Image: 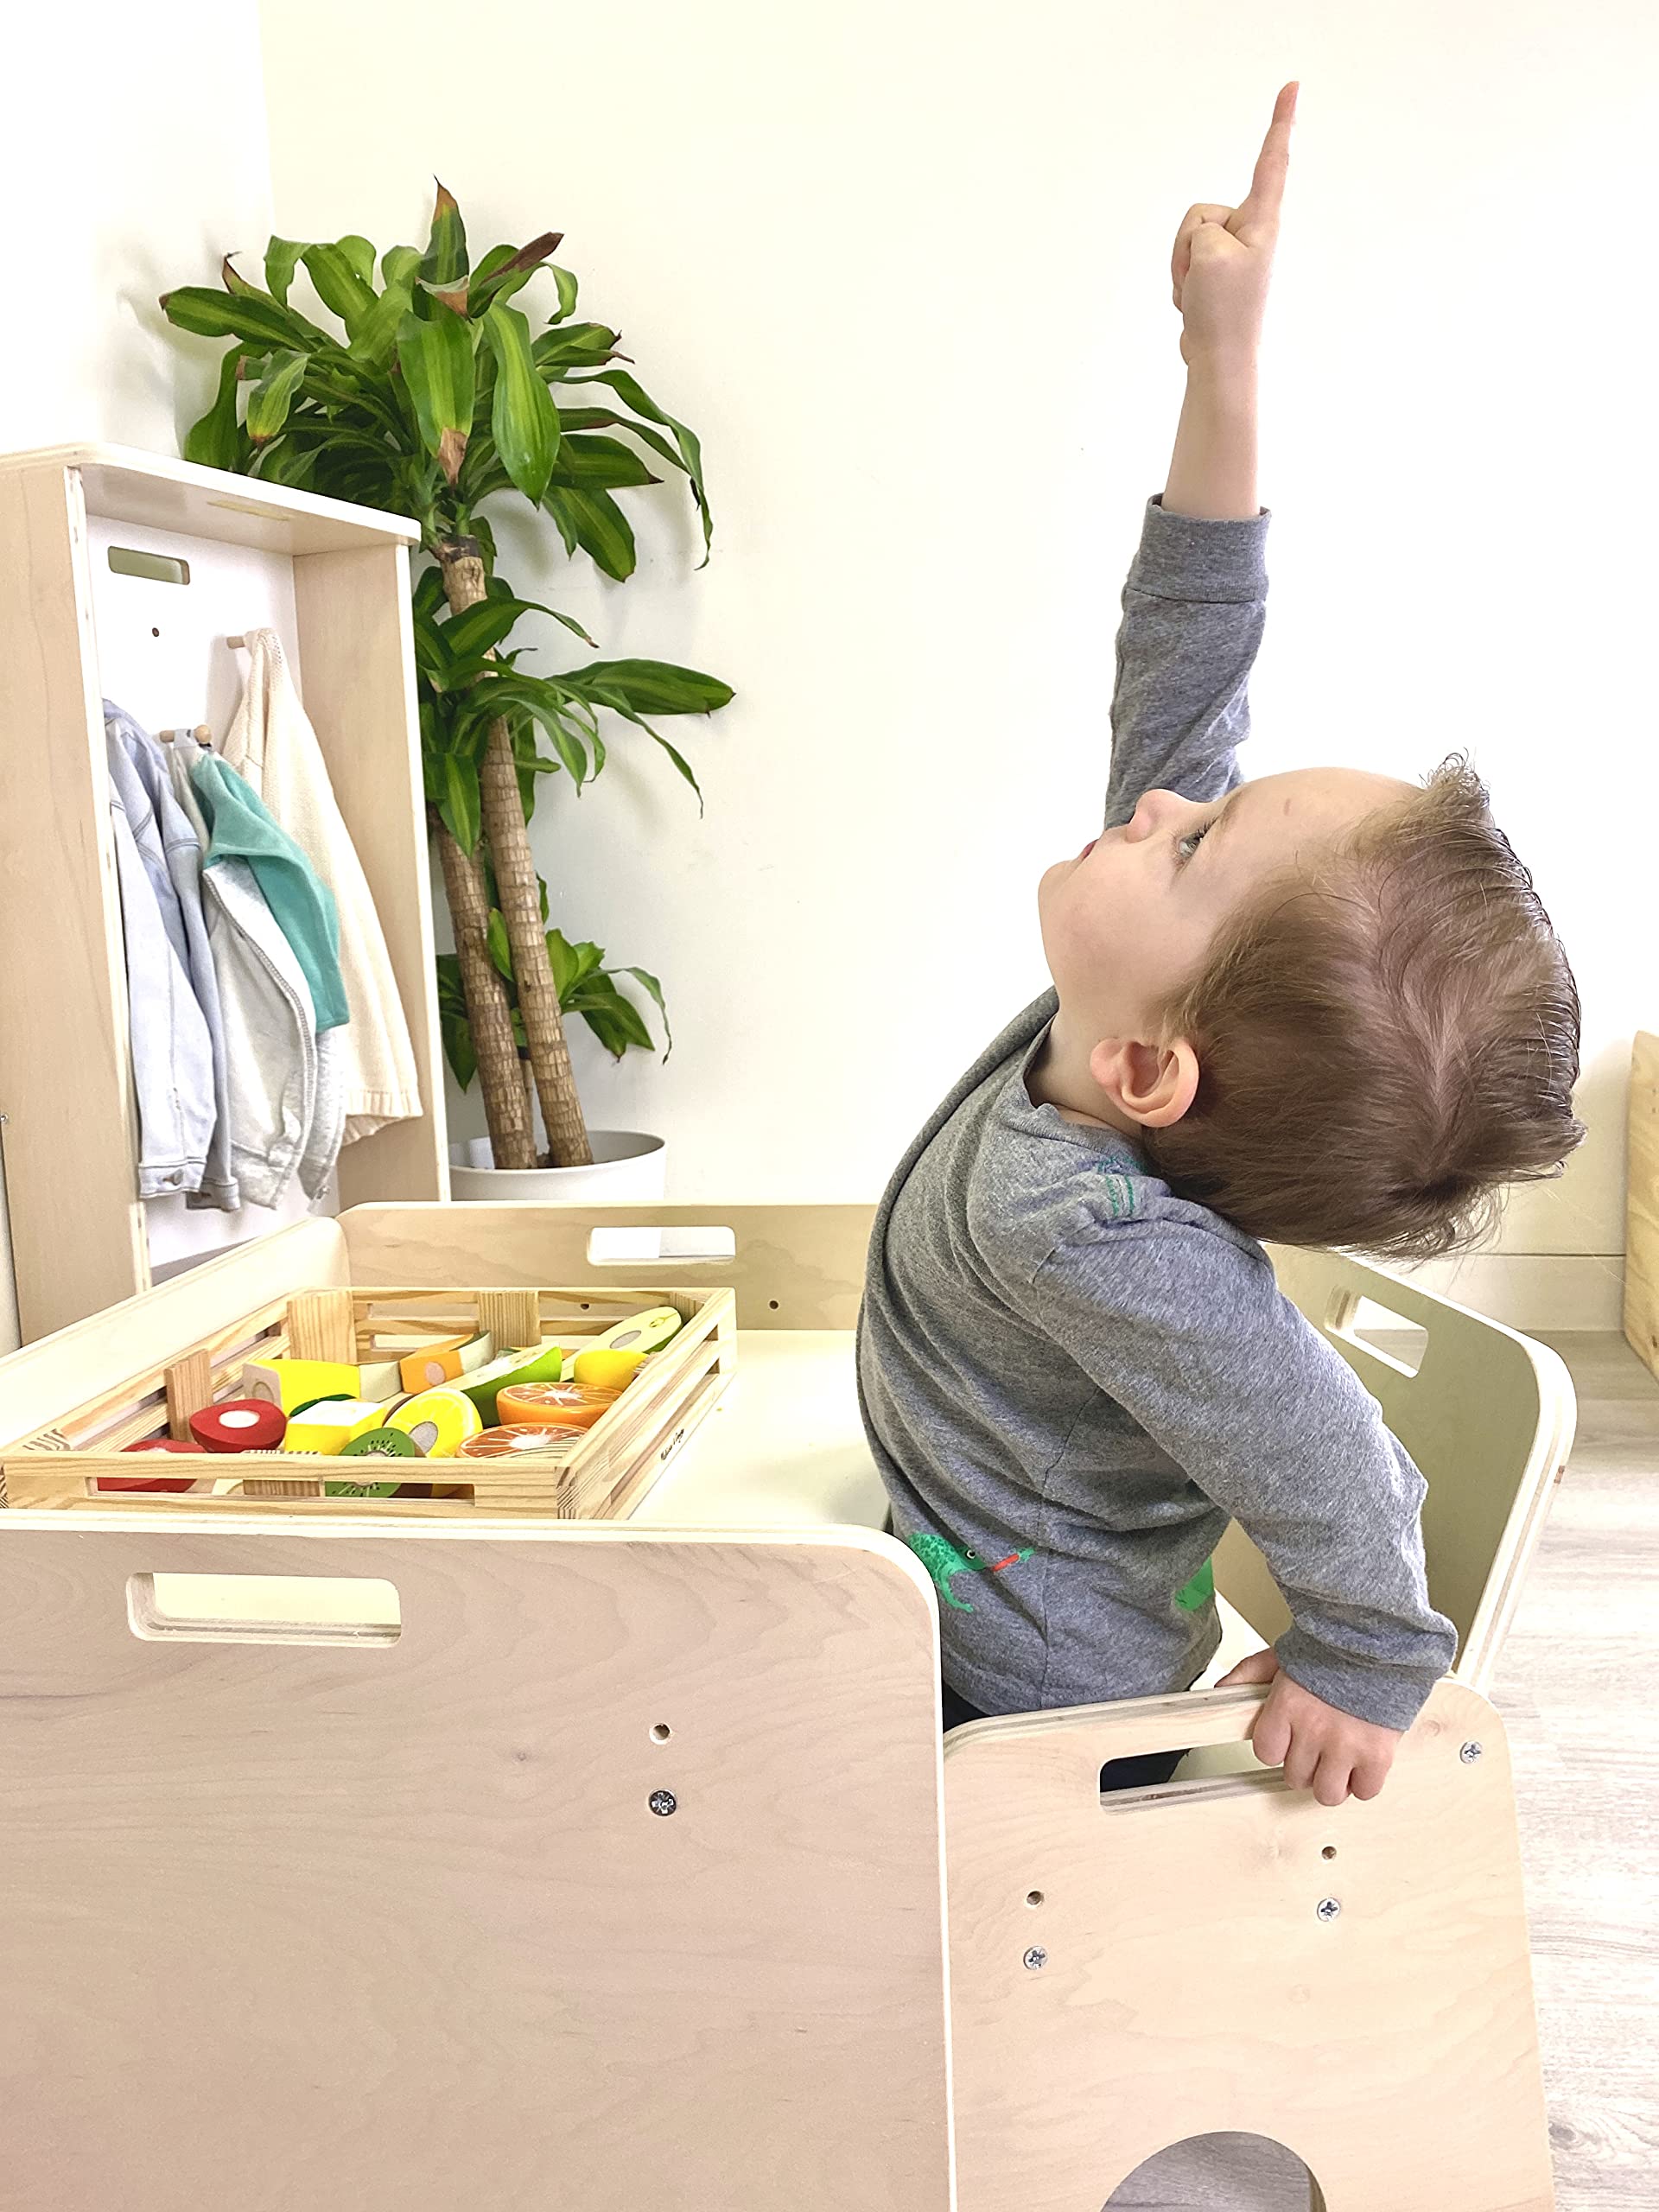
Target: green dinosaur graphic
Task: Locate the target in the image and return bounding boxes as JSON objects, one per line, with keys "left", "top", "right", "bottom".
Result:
{"left": 1175, "top": 1557, "right": 1216, "bottom": 1613}
{"left": 907, "top": 1531, "right": 1033, "bottom": 1613}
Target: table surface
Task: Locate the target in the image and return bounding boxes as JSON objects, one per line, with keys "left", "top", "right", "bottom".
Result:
{"left": 636, "top": 1330, "right": 887, "bottom": 1529}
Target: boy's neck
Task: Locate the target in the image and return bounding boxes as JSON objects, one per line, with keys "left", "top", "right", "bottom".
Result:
{"left": 1026, "top": 1006, "right": 1145, "bottom": 1142}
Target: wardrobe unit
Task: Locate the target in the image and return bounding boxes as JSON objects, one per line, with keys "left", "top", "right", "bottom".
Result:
{"left": 0, "top": 444, "right": 448, "bottom": 1342}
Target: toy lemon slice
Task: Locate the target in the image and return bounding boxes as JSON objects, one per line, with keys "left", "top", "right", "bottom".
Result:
{"left": 385, "top": 1387, "right": 483, "bottom": 1459}
{"left": 589, "top": 1307, "right": 683, "bottom": 1357}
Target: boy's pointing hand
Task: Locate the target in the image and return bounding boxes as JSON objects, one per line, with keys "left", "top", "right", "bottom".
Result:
{"left": 1218, "top": 1644, "right": 1403, "bottom": 1805}
{"left": 1171, "top": 80, "right": 1298, "bottom": 367}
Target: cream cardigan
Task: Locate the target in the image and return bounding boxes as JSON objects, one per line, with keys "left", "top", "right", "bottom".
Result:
{"left": 223, "top": 629, "right": 422, "bottom": 1141}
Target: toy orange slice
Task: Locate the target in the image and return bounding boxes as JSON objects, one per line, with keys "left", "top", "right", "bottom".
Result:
{"left": 495, "top": 1380, "right": 620, "bottom": 1431}
{"left": 458, "top": 1423, "right": 584, "bottom": 1460}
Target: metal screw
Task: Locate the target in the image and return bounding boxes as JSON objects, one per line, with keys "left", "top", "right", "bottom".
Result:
{"left": 648, "top": 1789, "right": 677, "bottom": 1817}
{"left": 1022, "top": 1947, "right": 1047, "bottom": 1972}
{"left": 1316, "top": 1897, "right": 1342, "bottom": 1923}
{"left": 1459, "top": 1740, "right": 1484, "bottom": 1764}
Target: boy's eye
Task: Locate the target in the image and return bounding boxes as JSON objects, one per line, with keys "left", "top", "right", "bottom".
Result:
{"left": 1176, "top": 817, "right": 1216, "bottom": 865}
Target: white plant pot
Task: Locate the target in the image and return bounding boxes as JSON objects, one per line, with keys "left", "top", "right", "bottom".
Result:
{"left": 448, "top": 1129, "right": 667, "bottom": 1204}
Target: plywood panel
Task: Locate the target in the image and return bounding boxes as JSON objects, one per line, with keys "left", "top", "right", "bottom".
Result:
{"left": 340, "top": 1202, "right": 878, "bottom": 1329}
{"left": 291, "top": 543, "right": 447, "bottom": 1204}
{"left": 1623, "top": 1030, "right": 1659, "bottom": 1382}
{"left": 947, "top": 1678, "right": 1553, "bottom": 2212}
{"left": 0, "top": 1517, "right": 951, "bottom": 2212}
{"left": 0, "top": 461, "right": 149, "bottom": 1337}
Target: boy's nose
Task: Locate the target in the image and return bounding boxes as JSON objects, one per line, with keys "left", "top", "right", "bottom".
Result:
{"left": 1126, "top": 788, "right": 1182, "bottom": 841}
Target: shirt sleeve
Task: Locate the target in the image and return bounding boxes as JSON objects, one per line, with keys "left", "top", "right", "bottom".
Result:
{"left": 1032, "top": 1215, "right": 1459, "bottom": 1731}
{"left": 1102, "top": 495, "right": 1272, "bottom": 830}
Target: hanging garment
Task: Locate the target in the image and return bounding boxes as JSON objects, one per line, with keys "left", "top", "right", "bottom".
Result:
{"left": 224, "top": 629, "right": 422, "bottom": 1141}
{"left": 167, "top": 753, "right": 321, "bottom": 1211}
{"left": 190, "top": 753, "right": 350, "bottom": 1033}
{"left": 105, "top": 715, "right": 215, "bottom": 1200}
{"left": 105, "top": 705, "right": 238, "bottom": 1211}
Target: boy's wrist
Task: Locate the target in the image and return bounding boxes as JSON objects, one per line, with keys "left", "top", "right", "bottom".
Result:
{"left": 1184, "top": 342, "right": 1260, "bottom": 390}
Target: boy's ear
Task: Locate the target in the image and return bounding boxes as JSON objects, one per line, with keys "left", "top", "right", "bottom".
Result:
{"left": 1089, "top": 1034, "right": 1200, "bottom": 1130}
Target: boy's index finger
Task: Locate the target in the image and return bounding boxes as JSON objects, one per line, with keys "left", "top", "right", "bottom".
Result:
{"left": 1239, "top": 79, "right": 1298, "bottom": 229}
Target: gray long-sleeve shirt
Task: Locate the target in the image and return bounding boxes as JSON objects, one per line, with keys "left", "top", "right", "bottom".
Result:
{"left": 855, "top": 496, "right": 1457, "bottom": 1732}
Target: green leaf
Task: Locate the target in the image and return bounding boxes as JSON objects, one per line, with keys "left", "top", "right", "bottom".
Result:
{"left": 264, "top": 238, "right": 305, "bottom": 306}
{"left": 620, "top": 966, "right": 672, "bottom": 1058}
{"left": 650, "top": 729, "right": 704, "bottom": 808}
{"left": 437, "top": 752, "right": 481, "bottom": 855}
{"left": 482, "top": 301, "right": 560, "bottom": 505}
{"left": 381, "top": 244, "right": 422, "bottom": 290}
{"left": 183, "top": 346, "right": 245, "bottom": 470}
{"left": 531, "top": 321, "right": 622, "bottom": 373}
{"left": 486, "top": 907, "right": 513, "bottom": 979}
{"left": 442, "top": 595, "right": 537, "bottom": 659}
{"left": 299, "top": 244, "right": 378, "bottom": 340}
{"left": 467, "top": 230, "right": 564, "bottom": 316}
{"left": 352, "top": 273, "right": 415, "bottom": 365}
{"left": 548, "top": 265, "right": 579, "bottom": 321}
{"left": 566, "top": 366, "right": 712, "bottom": 561}
{"left": 413, "top": 563, "right": 448, "bottom": 620}
{"left": 568, "top": 971, "right": 654, "bottom": 1058}
{"left": 160, "top": 284, "right": 321, "bottom": 355}
{"left": 420, "top": 181, "right": 470, "bottom": 300}
{"left": 563, "top": 658, "right": 733, "bottom": 715}
{"left": 549, "top": 435, "right": 659, "bottom": 491}
{"left": 543, "top": 486, "right": 635, "bottom": 580}
{"left": 397, "top": 304, "right": 474, "bottom": 485}
{"left": 337, "top": 234, "right": 377, "bottom": 286}
{"left": 547, "top": 930, "right": 605, "bottom": 1001}
{"left": 245, "top": 350, "right": 310, "bottom": 444}
{"left": 435, "top": 955, "right": 478, "bottom": 1090}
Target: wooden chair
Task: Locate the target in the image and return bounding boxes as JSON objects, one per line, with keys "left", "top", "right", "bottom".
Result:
{"left": 0, "top": 1205, "right": 1573, "bottom": 2211}
{"left": 946, "top": 1243, "right": 1574, "bottom": 2212}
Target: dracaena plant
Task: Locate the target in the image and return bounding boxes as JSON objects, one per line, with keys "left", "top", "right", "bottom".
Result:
{"left": 161, "top": 185, "right": 732, "bottom": 1173}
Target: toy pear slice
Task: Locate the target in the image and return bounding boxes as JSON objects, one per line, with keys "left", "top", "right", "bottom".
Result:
{"left": 590, "top": 1306, "right": 683, "bottom": 1357}
{"left": 460, "top": 1340, "right": 570, "bottom": 1427}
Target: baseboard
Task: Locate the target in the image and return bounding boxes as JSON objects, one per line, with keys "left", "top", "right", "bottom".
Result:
{"left": 1376, "top": 1252, "right": 1624, "bottom": 1333}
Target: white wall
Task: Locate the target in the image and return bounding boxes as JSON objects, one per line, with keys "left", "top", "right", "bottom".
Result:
{"left": 0, "top": 6, "right": 272, "bottom": 1350}
{"left": 260, "top": 2, "right": 1654, "bottom": 1296}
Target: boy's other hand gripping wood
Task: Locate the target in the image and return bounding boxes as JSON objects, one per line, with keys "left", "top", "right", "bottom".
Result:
{"left": 1218, "top": 1647, "right": 1404, "bottom": 1806}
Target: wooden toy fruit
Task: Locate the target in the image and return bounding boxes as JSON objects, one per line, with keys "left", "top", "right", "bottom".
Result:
{"left": 280, "top": 1398, "right": 389, "bottom": 1454}
{"left": 590, "top": 1307, "right": 683, "bottom": 1357}
{"left": 570, "top": 1346, "right": 646, "bottom": 1391}
{"left": 458, "top": 1424, "right": 583, "bottom": 1459}
{"left": 460, "top": 1341, "right": 570, "bottom": 1425}
{"left": 385, "top": 1388, "right": 483, "bottom": 1458}
{"left": 495, "top": 1381, "right": 620, "bottom": 1431}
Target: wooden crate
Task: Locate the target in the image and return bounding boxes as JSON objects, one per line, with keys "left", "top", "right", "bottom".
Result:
{"left": 1, "top": 1281, "right": 735, "bottom": 1519}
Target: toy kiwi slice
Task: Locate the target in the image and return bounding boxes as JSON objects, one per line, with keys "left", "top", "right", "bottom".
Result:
{"left": 590, "top": 1306, "right": 683, "bottom": 1357}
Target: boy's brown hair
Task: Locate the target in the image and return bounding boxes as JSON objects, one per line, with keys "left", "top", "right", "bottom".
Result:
{"left": 1141, "top": 756, "right": 1584, "bottom": 1258}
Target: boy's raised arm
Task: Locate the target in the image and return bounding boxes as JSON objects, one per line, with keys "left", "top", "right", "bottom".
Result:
{"left": 1102, "top": 84, "right": 1296, "bottom": 825}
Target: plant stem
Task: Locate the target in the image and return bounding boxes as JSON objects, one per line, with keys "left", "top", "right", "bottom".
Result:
{"left": 436, "top": 537, "right": 594, "bottom": 1169}
{"left": 433, "top": 813, "right": 537, "bottom": 1170}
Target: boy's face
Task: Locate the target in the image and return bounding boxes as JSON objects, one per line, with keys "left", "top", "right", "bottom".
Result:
{"left": 1038, "top": 767, "right": 1416, "bottom": 1042}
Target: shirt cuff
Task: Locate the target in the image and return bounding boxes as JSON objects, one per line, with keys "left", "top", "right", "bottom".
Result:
{"left": 1129, "top": 493, "right": 1271, "bottom": 603}
{"left": 1274, "top": 1624, "right": 1448, "bottom": 1733}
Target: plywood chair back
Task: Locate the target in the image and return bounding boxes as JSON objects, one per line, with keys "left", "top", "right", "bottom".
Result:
{"left": 339, "top": 1199, "right": 880, "bottom": 1330}
{"left": 945, "top": 1675, "right": 1554, "bottom": 2212}
{"left": 0, "top": 1516, "right": 951, "bottom": 2212}
{"left": 1214, "top": 1245, "right": 1577, "bottom": 1690}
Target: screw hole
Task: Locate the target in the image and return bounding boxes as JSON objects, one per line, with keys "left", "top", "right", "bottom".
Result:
{"left": 1026, "top": 1890, "right": 1045, "bottom": 1908}
{"left": 651, "top": 1722, "right": 671, "bottom": 1743}
{"left": 768, "top": 1300, "right": 779, "bottom": 1310}
{"left": 150, "top": 626, "right": 161, "bottom": 638}
{"left": 1321, "top": 1846, "right": 1337, "bottom": 1860}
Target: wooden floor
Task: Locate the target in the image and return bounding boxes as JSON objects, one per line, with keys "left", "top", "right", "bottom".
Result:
{"left": 1107, "top": 1331, "right": 1659, "bottom": 2212}
{"left": 1494, "top": 1331, "right": 1659, "bottom": 2209}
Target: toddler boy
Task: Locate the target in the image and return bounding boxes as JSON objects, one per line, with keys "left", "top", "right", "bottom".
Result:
{"left": 856, "top": 84, "right": 1583, "bottom": 1806}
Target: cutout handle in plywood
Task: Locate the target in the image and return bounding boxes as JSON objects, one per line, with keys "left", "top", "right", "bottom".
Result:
{"left": 587, "top": 1227, "right": 738, "bottom": 1267}
{"left": 128, "top": 1572, "right": 401, "bottom": 1646}
{"left": 106, "top": 546, "right": 190, "bottom": 585}
{"left": 1325, "top": 1289, "right": 1429, "bottom": 1378}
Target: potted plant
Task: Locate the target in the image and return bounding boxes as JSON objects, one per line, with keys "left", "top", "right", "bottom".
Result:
{"left": 161, "top": 186, "right": 731, "bottom": 1196}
